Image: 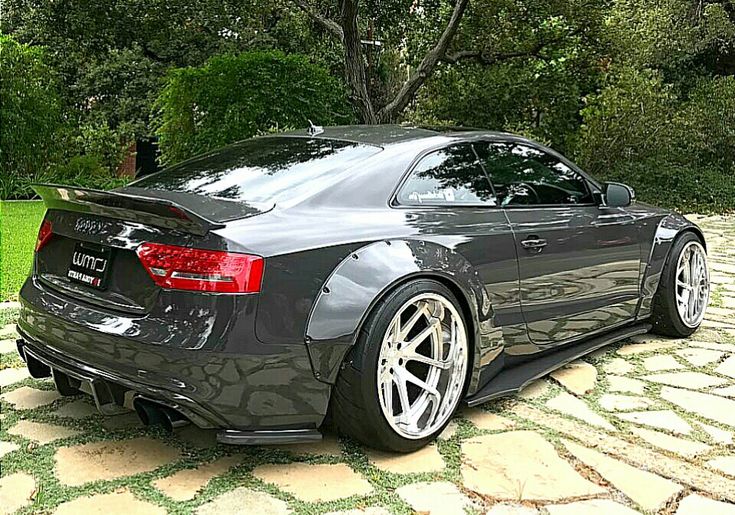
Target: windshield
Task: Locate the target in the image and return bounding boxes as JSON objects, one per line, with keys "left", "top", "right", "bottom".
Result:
{"left": 132, "top": 137, "right": 381, "bottom": 204}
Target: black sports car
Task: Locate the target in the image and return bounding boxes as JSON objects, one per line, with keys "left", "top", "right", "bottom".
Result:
{"left": 16, "top": 125, "right": 709, "bottom": 452}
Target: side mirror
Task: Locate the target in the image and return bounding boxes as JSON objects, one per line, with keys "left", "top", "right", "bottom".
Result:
{"left": 605, "top": 182, "right": 635, "bottom": 207}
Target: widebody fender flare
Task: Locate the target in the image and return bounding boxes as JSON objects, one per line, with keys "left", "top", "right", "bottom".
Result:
{"left": 638, "top": 213, "right": 706, "bottom": 317}
{"left": 304, "top": 239, "right": 499, "bottom": 390}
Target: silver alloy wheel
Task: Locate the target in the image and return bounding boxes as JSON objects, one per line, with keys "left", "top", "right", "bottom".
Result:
{"left": 377, "top": 292, "right": 468, "bottom": 439}
{"left": 675, "top": 240, "right": 710, "bottom": 328}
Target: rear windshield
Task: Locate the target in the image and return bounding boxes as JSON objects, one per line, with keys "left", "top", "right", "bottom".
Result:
{"left": 132, "top": 137, "right": 381, "bottom": 204}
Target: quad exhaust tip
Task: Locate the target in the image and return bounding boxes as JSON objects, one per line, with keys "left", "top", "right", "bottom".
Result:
{"left": 133, "top": 398, "right": 190, "bottom": 432}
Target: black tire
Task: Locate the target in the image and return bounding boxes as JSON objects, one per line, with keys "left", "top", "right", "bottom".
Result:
{"left": 331, "top": 279, "right": 470, "bottom": 452}
{"left": 651, "top": 231, "right": 707, "bottom": 337}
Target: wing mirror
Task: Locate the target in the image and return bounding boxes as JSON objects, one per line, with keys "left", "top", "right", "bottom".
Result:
{"left": 605, "top": 182, "right": 635, "bottom": 207}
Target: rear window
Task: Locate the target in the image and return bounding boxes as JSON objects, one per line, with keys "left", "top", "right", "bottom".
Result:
{"left": 131, "top": 137, "right": 381, "bottom": 204}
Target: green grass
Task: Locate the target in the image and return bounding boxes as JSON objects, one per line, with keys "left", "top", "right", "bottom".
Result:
{"left": 0, "top": 200, "right": 46, "bottom": 301}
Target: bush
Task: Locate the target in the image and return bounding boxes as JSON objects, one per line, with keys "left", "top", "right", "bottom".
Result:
{"left": 154, "top": 50, "right": 354, "bottom": 166}
{"left": 2, "top": 156, "right": 131, "bottom": 199}
{"left": 576, "top": 69, "right": 735, "bottom": 212}
{"left": 0, "top": 36, "right": 63, "bottom": 199}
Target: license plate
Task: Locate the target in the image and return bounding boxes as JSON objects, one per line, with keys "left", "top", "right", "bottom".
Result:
{"left": 67, "top": 242, "right": 112, "bottom": 289}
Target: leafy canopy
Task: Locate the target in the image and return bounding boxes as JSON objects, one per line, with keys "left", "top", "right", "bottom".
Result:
{"left": 0, "top": 36, "right": 63, "bottom": 197}
{"left": 155, "top": 50, "right": 353, "bottom": 165}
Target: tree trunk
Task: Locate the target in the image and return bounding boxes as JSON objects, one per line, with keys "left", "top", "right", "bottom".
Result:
{"left": 377, "top": 0, "right": 469, "bottom": 122}
{"left": 341, "top": 0, "right": 378, "bottom": 124}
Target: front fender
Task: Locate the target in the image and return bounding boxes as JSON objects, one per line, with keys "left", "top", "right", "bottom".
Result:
{"left": 304, "top": 239, "right": 498, "bottom": 389}
{"left": 639, "top": 213, "right": 705, "bottom": 317}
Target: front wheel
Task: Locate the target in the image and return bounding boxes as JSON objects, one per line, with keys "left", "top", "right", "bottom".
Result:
{"left": 332, "top": 279, "right": 470, "bottom": 452}
{"left": 651, "top": 232, "right": 710, "bottom": 337}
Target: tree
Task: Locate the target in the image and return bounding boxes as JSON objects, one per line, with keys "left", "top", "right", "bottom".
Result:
{"left": 575, "top": 0, "right": 735, "bottom": 213}
{"left": 0, "top": 36, "right": 63, "bottom": 198}
{"left": 411, "top": 0, "right": 605, "bottom": 152}
{"left": 2, "top": 0, "right": 283, "bottom": 138}
{"left": 155, "top": 51, "right": 352, "bottom": 165}
{"left": 292, "top": 0, "right": 596, "bottom": 123}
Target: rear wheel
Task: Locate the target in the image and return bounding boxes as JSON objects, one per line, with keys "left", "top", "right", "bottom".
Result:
{"left": 651, "top": 232, "right": 710, "bottom": 337}
{"left": 332, "top": 279, "right": 470, "bottom": 452}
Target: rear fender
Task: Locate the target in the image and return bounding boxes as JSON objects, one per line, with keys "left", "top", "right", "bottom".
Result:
{"left": 639, "top": 213, "right": 706, "bottom": 317}
{"left": 304, "top": 239, "right": 499, "bottom": 391}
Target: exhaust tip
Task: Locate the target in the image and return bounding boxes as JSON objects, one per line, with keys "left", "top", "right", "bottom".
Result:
{"left": 133, "top": 398, "right": 189, "bottom": 432}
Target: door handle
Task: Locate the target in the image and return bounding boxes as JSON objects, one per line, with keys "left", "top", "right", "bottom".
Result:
{"left": 521, "top": 237, "right": 548, "bottom": 251}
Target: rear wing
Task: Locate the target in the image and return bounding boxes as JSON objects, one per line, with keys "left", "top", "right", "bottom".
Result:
{"left": 32, "top": 184, "right": 226, "bottom": 236}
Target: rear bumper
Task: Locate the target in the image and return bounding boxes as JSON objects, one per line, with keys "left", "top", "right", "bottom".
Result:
{"left": 17, "top": 333, "right": 222, "bottom": 427}
{"left": 16, "top": 277, "right": 332, "bottom": 433}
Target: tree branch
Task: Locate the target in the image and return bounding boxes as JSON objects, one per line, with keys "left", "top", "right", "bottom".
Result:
{"left": 443, "top": 28, "right": 585, "bottom": 66}
{"left": 292, "top": 0, "right": 344, "bottom": 41}
{"left": 377, "top": 0, "right": 470, "bottom": 122}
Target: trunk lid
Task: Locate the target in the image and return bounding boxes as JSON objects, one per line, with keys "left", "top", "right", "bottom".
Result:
{"left": 32, "top": 184, "right": 270, "bottom": 313}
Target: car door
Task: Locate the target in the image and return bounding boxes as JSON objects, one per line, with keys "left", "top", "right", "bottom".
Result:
{"left": 393, "top": 143, "right": 529, "bottom": 358}
{"left": 474, "top": 140, "right": 642, "bottom": 347}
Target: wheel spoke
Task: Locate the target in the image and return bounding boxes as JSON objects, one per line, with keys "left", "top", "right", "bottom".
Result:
{"left": 397, "top": 301, "right": 429, "bottom": 340}
{"left": 382, "top": 378, "right": 394, "bottom": 416}
{"left": 403, "top": 317, "right": 441, "bottom": 352}
{"left": 404, "top": 351, "right": 453, "bottom": 369}
{"left": 397, "top": 366, "right": 441, "bottom": 401}
{"left": 394, "top": 374, "right": 411, "bottom": 415}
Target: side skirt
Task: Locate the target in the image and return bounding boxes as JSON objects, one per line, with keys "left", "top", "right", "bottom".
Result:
{"left": 464, "top": 323, "right": 651, "bottom": 407}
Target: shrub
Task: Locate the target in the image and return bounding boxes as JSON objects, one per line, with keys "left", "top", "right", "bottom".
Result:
{"left": 154, "top": 50, "right": 354, "bottom": 166}
{"left": 576, "top": 69, "right": 735, "bottom": 212}
{"left": 0, "top": 36, "right": 63, "bottom": 199}
{"left": 1, "top": 156, "right": 131, "bottom": 199}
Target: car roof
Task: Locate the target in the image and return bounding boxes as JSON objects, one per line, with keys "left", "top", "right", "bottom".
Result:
{"left": 280, "top": 124, "right": 512, "bottom": 147}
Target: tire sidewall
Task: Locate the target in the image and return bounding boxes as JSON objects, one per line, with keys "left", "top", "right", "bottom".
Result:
{"left": 353, "top": 279, "right": 470, "bottom": 452}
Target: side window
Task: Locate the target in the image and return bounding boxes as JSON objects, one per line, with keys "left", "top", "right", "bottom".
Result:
{"left": 475, "top": 142, "right": 593, "bottom": 206}
{"left": 396, "top": 144, "right": 497, "bottom": 206}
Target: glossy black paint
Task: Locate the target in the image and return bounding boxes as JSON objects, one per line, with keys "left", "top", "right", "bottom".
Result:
{"left": 17, "top": 125, "right": 704, "bottom": 434}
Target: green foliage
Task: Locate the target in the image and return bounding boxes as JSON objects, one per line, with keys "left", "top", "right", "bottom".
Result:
{"left": 4, "top": 0, "right": 735, "bottom": 211}
{"left": 155, "top": 50, "right": 353, "bottom": 165}
{"left": 0, "top": 35, "right": 132, "bottom": 199}
{"left": 412, "top": 0, "right": 605, "bottom": 154}
{"left": 1, "top": 155, "right": 131, "bottom": 200}
{"left": 0, "top": 36, "right": 63, "bottom": 198}
{"left": 578, "top": 70, "right": 735, "bottom": 213}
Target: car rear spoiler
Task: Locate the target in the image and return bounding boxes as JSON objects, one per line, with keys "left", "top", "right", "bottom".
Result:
{"left": 32, "top": 184, "right": 226, "bottom": 236}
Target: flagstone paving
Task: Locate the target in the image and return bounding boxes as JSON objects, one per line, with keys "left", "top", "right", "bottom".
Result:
{"left": 55, "top": 437, "right": 181, "bottom": 486}
{"left": 395, "top": 481, "right": 477, "bottom": 515}
{"left": 0, "top": 473, "right": 36, "bottom": 515}
{"left": 462, "top": 407, "right": 517, "bottom": 430}
{"left": 366, "top": 443, "right": 445, "bottom": 474}
{"left": 0, "top": 386, "right": 60, "bottom": 409}
{"left": 7, "top": 420, "right": 80, "bottom": 444}
{"left": 597, "top": 393, "right": 655, "bottom": 411}
{"left": 1, "top": 214, "right": 734, "bottom": 514}
{"left": 253, "top": 462, "right": 374, "bottom": 502}
{"left": 546, "top": 499, "right": 642, "bottom": 515}
{"left": 549, "top": 360, "right": 597, "bottom": 394}
{"left": 562, "top": 439, "right": 682, "bottom": 511}
{"left": 0, "top": 339, "right": 16, "bottom": 355}
{"left": 153, "top": 455, "right": 242, "bottom": 501}
{"left": 195, "top": 487, "right": 291, "bottom": 515}
{"left": 461, "top": 431, "right": 605, "bottom": 501}
{"left": 629, "top": 427, "right": 711, "bottom": 457}
{"left": 53, "top": 491, "right": 168, "bottom": 515}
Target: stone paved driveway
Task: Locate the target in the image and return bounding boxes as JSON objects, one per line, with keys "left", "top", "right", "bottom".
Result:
{"left": 1, "top": 214, "right": 734, "bottom": 515}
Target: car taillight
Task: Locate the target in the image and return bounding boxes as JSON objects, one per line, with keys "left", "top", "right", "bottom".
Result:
{"left": 35, "top": 220, "right": 53, "bottom": 252}
{"left": 135, "top": 242, "right": 264, "bottom": 293}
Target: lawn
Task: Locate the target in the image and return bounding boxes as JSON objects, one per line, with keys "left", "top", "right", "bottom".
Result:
{"left": 0, "top": 200, "right": 46, "bottom": 301}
